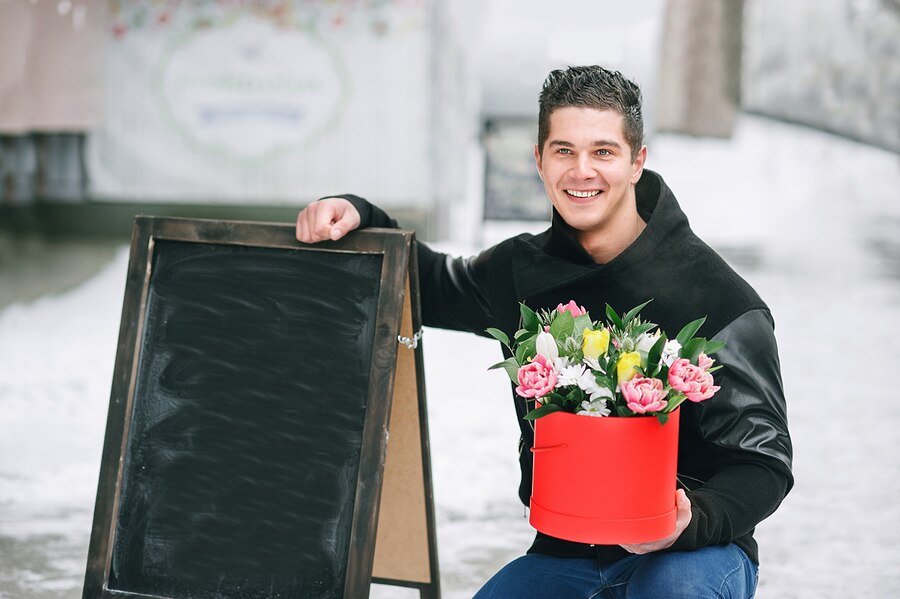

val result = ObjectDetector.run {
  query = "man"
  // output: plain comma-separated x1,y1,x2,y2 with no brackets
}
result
296,65,792,598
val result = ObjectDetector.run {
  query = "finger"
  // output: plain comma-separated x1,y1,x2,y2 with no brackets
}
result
675,489,692,529
296,210,309,242
296,203,320,242
622,542,656,555
329,210,360,240
308,202,339,241
324,201,361,241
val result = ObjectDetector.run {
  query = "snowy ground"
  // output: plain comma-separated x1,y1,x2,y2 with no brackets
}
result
1,115,899,598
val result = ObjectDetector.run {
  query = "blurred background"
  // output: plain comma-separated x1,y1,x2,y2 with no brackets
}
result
1,0,898,597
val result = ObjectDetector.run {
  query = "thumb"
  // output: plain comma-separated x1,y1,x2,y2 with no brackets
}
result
324,200,361,241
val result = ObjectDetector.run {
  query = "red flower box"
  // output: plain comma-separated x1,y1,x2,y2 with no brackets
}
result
529,408,680,545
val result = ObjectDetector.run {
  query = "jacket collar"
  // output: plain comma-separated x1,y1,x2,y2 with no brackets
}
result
511,170,689,299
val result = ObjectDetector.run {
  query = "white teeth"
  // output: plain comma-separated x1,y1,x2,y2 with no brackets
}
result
567,190,600,198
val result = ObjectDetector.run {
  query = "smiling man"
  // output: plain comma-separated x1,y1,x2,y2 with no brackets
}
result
296,65,793,598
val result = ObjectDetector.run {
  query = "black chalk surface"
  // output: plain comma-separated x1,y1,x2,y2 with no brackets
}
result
109,239,382,598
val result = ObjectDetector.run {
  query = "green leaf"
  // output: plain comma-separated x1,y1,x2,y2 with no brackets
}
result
605,303,624,328
623,299,653,324
675,317,706,346
549,310,575,340
682,338,706,363
594,375,614,391
703,339,726,355
485,327,509,347
667,393,687,412
573,314,593,337
514,328,531,341
520,303,539,332
523,403,562,420
615,404,633,417
488,357,521,384
658,363,670,381
655,412,670,426
515,332,537,350
515,335,537,364
632,322,657,337
646,334,667,375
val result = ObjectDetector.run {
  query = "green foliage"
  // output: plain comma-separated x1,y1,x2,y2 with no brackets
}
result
549,310,574,340
520,303,539,332
485,327,509,348
675,317,706,347
515,335,536,364
488,357,520,384
524,403,562,420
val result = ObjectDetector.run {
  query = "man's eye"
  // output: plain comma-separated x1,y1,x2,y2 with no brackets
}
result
557,148,572,155
597,149,611,156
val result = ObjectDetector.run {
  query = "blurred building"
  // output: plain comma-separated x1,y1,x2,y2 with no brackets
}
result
1,0,897,242
1,0,481,239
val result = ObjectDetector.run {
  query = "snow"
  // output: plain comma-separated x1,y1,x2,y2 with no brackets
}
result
2,115,900,597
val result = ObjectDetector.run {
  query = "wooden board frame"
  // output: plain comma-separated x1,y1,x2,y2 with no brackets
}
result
82,216,440,599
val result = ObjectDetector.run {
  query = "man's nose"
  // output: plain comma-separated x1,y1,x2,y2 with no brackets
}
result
573,153,597,178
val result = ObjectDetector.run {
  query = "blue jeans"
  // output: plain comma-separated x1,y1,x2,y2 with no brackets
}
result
472,544,758,599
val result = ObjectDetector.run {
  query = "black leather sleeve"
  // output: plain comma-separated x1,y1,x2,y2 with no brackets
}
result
337,194,496,336
670,308,793,552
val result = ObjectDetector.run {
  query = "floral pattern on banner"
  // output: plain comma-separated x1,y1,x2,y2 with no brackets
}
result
108,0,425,39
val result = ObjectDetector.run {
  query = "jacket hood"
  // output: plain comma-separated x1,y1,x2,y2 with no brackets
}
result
511,169,691,299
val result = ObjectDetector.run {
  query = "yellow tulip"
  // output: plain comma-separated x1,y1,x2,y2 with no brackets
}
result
582,328,610,360
616,352,642,383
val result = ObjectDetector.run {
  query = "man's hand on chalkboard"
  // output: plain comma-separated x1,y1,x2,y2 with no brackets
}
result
296,197,361,243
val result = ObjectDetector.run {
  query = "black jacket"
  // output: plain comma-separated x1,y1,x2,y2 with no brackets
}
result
337,169,793,564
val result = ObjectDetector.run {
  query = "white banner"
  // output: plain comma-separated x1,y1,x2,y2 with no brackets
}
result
87,1,435,204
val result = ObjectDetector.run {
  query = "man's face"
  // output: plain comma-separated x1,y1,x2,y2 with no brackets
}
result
534,106,646,247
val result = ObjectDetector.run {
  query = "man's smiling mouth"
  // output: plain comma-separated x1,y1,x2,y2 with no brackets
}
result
566,190,601,198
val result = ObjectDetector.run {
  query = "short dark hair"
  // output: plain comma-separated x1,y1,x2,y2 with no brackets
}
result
538,65,644,161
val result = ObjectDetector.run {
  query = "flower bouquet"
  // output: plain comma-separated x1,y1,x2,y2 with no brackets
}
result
487,299,725,544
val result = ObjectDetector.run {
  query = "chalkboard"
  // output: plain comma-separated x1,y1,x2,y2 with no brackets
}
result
83,217,439,599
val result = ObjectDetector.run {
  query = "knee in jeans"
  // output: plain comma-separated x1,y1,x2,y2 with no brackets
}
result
625,547,755,599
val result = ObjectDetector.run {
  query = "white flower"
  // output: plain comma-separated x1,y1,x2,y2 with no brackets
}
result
535,331,559,360
636,331,660,353
553,356,573,371
586,385,613,402
579,399,611,417
582,356,606,374
661,339,683,366
557,363,613,404
557,363,590,388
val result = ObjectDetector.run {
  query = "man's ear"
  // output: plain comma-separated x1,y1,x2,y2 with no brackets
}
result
534,143,544,181
631,145,647,185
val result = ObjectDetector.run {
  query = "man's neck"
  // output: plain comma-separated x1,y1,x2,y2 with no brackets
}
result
576,210,647,265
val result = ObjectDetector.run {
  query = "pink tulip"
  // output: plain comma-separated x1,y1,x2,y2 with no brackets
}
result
620,376,668,414
668,358,720,403
515,354,558,399
556,300,587,317
698,353,715,371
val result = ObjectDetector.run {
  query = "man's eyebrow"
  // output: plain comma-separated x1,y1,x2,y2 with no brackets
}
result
547,139,622,148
